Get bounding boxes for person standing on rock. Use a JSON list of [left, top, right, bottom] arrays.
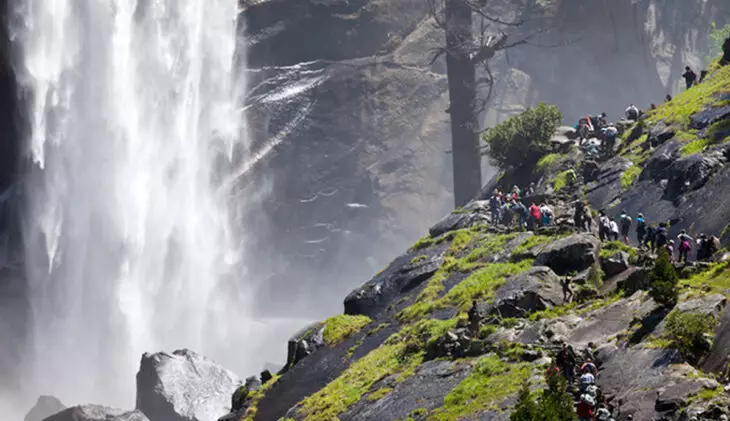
[[467, 300, 481, 338], [540, 203, 554, 226], [556, 343, 576, 384], [529, 202, 542, 230], [574, 200, 586, 231], [655, 223, 669, 251], [625, 104, 639, 121], [644, 223, 656, 251], [489, 190, 502, 224], [602, 124, 618, 155], [599, 210, 610, 241], [561, 276, 574, 303], [619, 210, 632, 244], [636, 213, 647, 246], [677, 230, 694, 263], [609, 217, 620, 241], [682, 66, 698, 89]]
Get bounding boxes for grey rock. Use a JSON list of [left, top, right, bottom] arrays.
[[602, 251, 630, 277], [43, 406, 148, 421], [676, 294, 727, 316], [534, 234, 600, 275], [244, 375, 262, 392], [665, 153, 724, 197], [344, 251, 443, 317], [136, 349, 241, 421], [488, 266, 563, 318], [647, 121, 677, 147], [703, 302, 730, 373], [284, 322, 326, 371], [642, 140, 682, 181], [429, 206, 490, 238], [690, 104, 730, 129], [25, 396, 66, 421]]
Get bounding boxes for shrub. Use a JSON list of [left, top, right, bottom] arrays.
[[510, 371, 576, 421], [649, 249, 679, 307], [666, 311, 716, 362], [482, 103, 563, 170]]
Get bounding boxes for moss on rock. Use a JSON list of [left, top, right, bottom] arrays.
[[323, 314, 373, 346]]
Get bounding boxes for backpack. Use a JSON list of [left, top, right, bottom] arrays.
[[620, 215, 631, 230], [580, 393, 596, 407]]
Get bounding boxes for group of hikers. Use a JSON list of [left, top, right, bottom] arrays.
[[488, 186, 555, 230], [551, 343, 630, 421]]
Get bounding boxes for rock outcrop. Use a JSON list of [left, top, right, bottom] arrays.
[[24, 396, 66, 421], [43, 406, 148, 421], [135, 349, 241, 421], [534, 234, 600, 275]]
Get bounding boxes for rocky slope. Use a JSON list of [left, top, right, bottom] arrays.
[[209, 59, 730, 421], [237, 0, 730, 318]]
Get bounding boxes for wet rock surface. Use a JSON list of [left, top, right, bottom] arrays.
[[43, 406, 149, 421], [136, 349, 241, 421]]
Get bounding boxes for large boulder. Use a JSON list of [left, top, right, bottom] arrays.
[[25, 396, 66, 421], [43, 406, 148, 421], [601, 251, 630, 277], [664, 153, 724, 197], [428, 201, 491, 237], [344, 251, 444, 317], [487, 266, 563, 318], [136, 349, 241, 421], [534, 234, 600, 275], [283, 322, 326, 372]]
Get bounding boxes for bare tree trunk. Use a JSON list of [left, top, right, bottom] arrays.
[[445, 0, 482, 207]]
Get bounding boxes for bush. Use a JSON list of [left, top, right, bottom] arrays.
[[666, 311, 716, 362], [483, 103, 563, 170], [510, 371, 576, 421], [649, 249, 679, 307]]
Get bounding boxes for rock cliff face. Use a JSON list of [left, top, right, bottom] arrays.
[[237, 0, 730, 318], [224, 61, 730, 421]]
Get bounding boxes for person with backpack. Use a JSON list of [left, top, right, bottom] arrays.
[[540, 203, 554, 226], [636, 213, 647, 245], [577, 392, 596, 421], [467, 300, 481, 338], [625, 104, 639, 121], [528, 202, 541, 230], [667, 240, 676, 262], [489, 191, 502, 224], [677, 229, 694, 263], [609, 217, 620, 241], [556, 343, 577, 384], [574, 200, 586, 231], [599, 210, 610, 241], [654, 223, 669, 251], [682, 66, 698, 89], [619, 210, 632, 244], [644, 224, 656, 251]]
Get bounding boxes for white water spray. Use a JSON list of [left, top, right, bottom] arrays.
[[11, 0, 268, 408]]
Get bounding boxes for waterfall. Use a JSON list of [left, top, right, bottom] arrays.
[[10, 0, 258, 407]]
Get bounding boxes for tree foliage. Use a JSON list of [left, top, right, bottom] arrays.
[[510, 370, 577, 421], [707, 22, 730, 65], [649, 249, 679, 307], [666, 311, 716, 362], [482, 103, 563, 170]]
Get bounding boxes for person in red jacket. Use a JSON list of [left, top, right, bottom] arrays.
[[529, 202, 542, 230]]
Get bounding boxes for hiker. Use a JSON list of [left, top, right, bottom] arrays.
[[528, 202, 541, 230], [677, 229, 694, 263], [644, 223, 656, 251], [654, 223, 669, 251], [723, 36, 730, 65], [556, 343, 576, 384], [501, 199, 513, 227], [665, 94, 672, 102], [699, 69, 709, 83], [667, 240, 676, 262], [579, 368, 596, 393], [598, 210, 610, 241], [682, 66, 698, 89], [582, 343, 596, 363], [489, 191, 502, 224], [583, 202, 593, 233], [467, 300, 480, 338], [561, 276, 574, 303], [609, 217, 620, 241], [602, 124, 618, 154], [512, 185, 522, 200], [574, 200, 586, 230], [540, 203, 554, 226], [625, 104, 639, 121], [581, 360, 598, 376], [526, 182, 536, 197], [577, 391, 596, 421], [514, 200, 529, 229], [619, 210, 632, 244], [577, 117, 592, 144], [636, 213, 647, 245]]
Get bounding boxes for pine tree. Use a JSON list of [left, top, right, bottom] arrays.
[[649, 248, 679, 307], [510, 371, 577, 421], [510, 383, 538, 421]]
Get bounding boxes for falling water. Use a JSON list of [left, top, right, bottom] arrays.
[[11, 0, 257, 407]]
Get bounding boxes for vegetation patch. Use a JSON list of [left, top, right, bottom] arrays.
[[551, 170, 575, 193], [646, 64, 730, 127], [679, 137, 709, 156], [367, 387, 393, 401], [323, 314, 373, 345], [649, 249, 679, 307], [665, 310, 717, 362], [241, 375, 281, 421], [482, 103, 563, 170], [534, 153, 562, 175], [528, 302, 577, 321], [511, 234, 564, 260], [621, 165, 642, 190], [428, 355, 532, 421], [410, 235, 435, 251], [410, 255, 429, 265], [600, 241, 639, 262], [680, 262, 730, 296]]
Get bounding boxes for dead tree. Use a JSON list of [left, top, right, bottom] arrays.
[[429, 0, 537, 207]]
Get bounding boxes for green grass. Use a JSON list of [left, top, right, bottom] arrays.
[[367, 387, 393, 401], [323, 315, 372, 345], [511, 234, 565, 259], [646, 64, 730, 127], [680, 262, 730, 296], [600, 241, 638, 262], [552, 170, 575, 193], [410, 255, 429, 265], [241, 375, 281, 420], [410, 235, 435, 251], [621, 165, 642, 190], [535, 153, 562, 175], [680, 137, 709, 156], [644, 336, 674, 349], [707, 118, 730, 141], [427, 355, 531, 421], [576, 292, 624, 314], [688, 385, 724, 404], [528, 302, 577, 321]]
